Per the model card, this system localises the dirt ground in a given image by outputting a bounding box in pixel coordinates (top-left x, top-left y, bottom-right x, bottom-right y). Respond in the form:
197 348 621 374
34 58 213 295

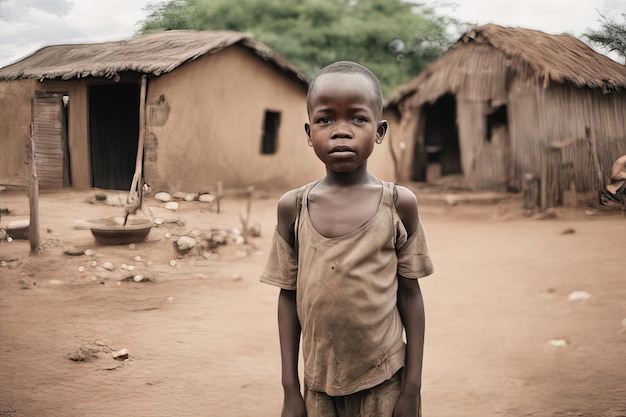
0 186 625 417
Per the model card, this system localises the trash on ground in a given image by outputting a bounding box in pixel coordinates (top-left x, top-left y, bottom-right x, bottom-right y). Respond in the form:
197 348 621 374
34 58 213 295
568 290 591 301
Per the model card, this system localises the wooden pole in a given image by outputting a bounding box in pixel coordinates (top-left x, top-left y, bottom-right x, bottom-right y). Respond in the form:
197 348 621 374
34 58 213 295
124 74 148 224
586 126 604 191
540 155 547 212
216 181 223 214
28 128 40 254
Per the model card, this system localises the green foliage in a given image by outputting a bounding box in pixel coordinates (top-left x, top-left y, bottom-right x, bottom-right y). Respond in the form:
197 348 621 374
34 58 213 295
140 0 459 97
584 13 626 60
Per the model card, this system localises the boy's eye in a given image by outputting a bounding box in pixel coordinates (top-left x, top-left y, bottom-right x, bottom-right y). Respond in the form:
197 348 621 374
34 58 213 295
317 117 332 125
353 116 366 124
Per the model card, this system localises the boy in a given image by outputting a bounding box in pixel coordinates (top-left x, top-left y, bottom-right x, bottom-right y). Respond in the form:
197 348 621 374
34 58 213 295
261 61 434 417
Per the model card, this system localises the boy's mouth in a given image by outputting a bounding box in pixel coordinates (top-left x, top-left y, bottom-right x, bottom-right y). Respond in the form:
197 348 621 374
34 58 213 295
328 146 356 156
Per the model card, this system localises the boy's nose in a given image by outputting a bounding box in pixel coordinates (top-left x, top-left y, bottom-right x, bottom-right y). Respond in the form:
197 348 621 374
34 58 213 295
330 122 353 139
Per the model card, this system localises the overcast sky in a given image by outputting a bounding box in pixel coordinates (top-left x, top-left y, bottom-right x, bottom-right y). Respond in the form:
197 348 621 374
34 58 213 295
0 0 624 68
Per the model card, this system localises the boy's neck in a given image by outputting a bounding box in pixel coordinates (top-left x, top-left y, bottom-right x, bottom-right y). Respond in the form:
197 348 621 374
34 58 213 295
323 164 374 187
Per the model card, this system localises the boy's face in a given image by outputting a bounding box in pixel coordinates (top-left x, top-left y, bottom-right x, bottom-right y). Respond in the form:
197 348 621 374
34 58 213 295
305 72 387 174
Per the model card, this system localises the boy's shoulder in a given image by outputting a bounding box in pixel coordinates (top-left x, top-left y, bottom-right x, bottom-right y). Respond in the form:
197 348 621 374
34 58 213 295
277 181 316 217
276 182 317 246
391 184 420 236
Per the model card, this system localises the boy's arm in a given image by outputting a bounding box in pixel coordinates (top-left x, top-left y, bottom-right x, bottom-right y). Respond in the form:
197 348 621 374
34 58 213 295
275 191 306 416
278 289 306 416
394 186 425 417
395 277 425 417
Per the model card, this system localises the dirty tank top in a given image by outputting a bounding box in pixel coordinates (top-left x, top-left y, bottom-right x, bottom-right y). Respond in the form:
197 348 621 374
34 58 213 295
261 180 434 396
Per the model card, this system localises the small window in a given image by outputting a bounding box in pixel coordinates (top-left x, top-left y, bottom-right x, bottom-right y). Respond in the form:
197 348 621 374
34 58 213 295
261 110 281 154
486 104 507 143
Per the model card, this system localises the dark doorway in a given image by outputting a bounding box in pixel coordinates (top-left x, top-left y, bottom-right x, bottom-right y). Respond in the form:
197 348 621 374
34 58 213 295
89 84 139 190
412 94 461 181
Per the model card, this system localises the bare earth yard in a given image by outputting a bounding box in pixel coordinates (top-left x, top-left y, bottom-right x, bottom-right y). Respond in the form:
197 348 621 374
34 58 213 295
0 187 625 417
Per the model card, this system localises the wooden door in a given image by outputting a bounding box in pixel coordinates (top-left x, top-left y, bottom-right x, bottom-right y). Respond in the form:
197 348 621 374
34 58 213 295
31 92 68 189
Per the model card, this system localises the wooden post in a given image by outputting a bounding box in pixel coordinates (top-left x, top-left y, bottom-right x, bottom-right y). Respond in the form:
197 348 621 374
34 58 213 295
540 156 548 213
28 130 40 254
124 75 148 225
216 181 223 214
586 126 604 192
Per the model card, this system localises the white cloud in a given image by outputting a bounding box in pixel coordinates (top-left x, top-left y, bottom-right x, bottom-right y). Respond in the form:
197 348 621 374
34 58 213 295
0 0 624 67
0 0 153 66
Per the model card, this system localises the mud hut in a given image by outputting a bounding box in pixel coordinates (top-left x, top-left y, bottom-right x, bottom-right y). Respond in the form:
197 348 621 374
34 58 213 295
1 30 397 193
385 24 626 206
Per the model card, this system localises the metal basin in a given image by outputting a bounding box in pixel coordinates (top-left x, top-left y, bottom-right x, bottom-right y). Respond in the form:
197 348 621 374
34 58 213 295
89 218 153 245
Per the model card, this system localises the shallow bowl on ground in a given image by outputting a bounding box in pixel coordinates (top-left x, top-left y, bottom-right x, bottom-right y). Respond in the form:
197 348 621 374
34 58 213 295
89 218 153 245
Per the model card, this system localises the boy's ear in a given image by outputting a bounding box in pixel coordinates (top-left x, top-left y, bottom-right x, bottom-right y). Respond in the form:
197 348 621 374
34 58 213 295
304 123 313 147
376 120 388 144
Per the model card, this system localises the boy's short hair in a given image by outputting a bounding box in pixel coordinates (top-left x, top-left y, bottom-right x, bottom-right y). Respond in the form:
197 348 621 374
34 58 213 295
307 61 384 119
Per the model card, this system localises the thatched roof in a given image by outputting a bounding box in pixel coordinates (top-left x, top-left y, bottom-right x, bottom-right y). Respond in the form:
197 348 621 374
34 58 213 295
0 30 308 84
387 24 626 108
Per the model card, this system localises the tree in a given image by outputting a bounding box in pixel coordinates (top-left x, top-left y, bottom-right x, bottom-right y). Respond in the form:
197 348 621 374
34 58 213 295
584 12 626 62
140 0 458 96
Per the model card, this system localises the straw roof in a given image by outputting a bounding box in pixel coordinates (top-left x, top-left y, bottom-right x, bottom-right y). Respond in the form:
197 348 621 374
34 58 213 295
387 24 626 107
0 30 308 84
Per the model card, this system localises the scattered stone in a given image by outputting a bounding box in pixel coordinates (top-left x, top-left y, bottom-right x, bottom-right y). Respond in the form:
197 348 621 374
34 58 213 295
102 262 115 271
169 260 177 267
66 346 101 362
165 201 179 211
198 193 216 203
64 247 85 256
154 192 172 202
172 192 186 200
18 279 31 289
568 290 591 301
78 266 86 273
444 194 459 206
84 249 96 256
183 193 197 202
548 339 568 347
175 236 196 252
48 279 63 285
167 296 174 303
121 275 152 283
561 228 576 235
95 193 107 201
112 348 129 361
247 223 262 237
